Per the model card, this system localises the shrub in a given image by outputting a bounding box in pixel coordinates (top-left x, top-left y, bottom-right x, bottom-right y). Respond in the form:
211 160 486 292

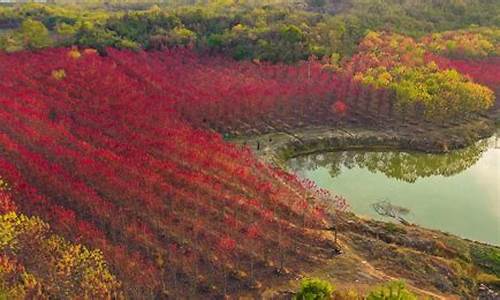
294 278 335 300
117 38 140 50
0 18 52 52
366 281 417 300
19 19 52 50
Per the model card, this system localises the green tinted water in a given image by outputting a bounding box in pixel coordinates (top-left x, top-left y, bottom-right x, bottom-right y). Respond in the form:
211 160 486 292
288 129 500 245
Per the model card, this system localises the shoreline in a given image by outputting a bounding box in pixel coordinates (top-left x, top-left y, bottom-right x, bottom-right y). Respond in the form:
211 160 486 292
229 117 498 246
231 118 500 298
231 117 495 164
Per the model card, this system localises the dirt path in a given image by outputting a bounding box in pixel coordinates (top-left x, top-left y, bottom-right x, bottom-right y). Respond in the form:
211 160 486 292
341 242 453 300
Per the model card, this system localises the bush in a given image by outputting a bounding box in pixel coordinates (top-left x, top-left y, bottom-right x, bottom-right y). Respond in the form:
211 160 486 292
117 38 140 50
19 18 52 50
0 18 52 52
366 281 417 300
294 278 335 300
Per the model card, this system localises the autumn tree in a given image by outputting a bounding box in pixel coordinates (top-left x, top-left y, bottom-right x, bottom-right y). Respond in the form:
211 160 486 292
349 32 495 122
20 19 53 50
0 212 122 299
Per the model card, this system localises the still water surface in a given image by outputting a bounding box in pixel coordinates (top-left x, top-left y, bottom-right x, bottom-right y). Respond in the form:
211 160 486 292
288 129 500 245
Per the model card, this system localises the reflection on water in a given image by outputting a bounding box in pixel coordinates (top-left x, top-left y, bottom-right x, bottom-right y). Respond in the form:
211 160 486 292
288 132 500 245
289 139 490 183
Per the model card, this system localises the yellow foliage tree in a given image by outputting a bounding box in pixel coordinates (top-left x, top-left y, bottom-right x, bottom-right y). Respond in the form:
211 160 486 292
0 212 122 299
421 28 500 58
351 32 495 122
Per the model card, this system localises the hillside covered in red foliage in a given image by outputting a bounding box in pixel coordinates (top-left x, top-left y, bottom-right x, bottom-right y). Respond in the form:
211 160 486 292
0 48 344 298
0 43 497 297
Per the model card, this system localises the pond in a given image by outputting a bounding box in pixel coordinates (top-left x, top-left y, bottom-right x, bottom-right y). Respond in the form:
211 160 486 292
288 127 500 246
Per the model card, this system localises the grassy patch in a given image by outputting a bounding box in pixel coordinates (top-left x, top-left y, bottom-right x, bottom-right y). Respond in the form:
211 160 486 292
383 222 407 235
471 245 500 277
477 273 500 289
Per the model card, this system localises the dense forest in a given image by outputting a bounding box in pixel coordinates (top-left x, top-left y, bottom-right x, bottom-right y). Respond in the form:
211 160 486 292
0 0 499 60
0 0 499 299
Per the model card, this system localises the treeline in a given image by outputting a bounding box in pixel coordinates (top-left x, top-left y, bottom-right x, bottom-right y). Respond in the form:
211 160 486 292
0 0 498 62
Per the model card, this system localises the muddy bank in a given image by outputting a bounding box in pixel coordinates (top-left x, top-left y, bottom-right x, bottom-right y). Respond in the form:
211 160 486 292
231 117 495 164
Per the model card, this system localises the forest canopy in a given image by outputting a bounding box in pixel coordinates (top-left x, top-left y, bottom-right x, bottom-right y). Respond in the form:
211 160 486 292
0 1 498 61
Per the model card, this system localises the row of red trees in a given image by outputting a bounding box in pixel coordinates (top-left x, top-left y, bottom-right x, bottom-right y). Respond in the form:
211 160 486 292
0 48 340 297
108 49 410 134
108 48 498 134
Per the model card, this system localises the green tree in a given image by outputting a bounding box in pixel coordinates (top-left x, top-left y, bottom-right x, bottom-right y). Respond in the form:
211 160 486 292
167 27 196 46
19 19 52 50
294 278 334 300
366 281 417 300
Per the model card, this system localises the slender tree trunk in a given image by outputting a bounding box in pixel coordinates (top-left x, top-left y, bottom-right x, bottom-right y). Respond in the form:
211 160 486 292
278 221 284 272
250 258 254 282
223 268 227 296
334 215 338 245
